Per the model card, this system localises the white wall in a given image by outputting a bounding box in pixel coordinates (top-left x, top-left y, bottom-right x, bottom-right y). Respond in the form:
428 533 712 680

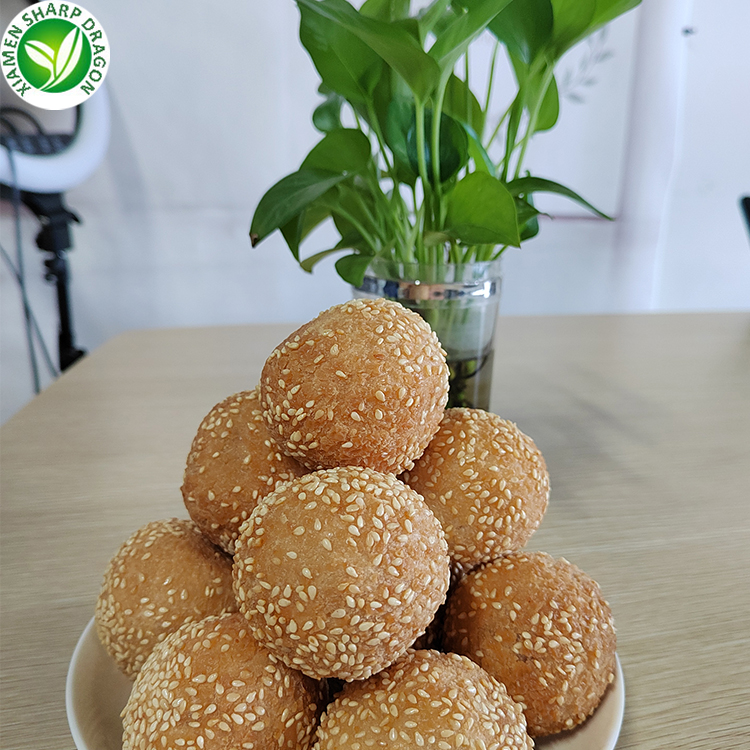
2 0 749 424
654 0 750 309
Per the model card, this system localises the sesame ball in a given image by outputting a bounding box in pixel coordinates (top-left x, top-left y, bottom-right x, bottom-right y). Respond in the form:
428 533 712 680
181 388 307 554
402 409 550 572
95 518 237 678
122 613 323 750
313 649 532 749
442 551 617 737
260 298 449 474
233 467 451 681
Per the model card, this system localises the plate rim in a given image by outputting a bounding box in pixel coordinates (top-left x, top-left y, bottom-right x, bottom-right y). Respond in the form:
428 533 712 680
605 654 626 750
535 653 625 750
66 616 98 750
66 617 625 750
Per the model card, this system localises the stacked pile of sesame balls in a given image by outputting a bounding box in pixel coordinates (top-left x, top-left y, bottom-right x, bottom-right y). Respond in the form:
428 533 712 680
95 298 616 750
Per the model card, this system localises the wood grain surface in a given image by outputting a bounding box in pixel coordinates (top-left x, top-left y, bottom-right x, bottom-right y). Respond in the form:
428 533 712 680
1 313 749 749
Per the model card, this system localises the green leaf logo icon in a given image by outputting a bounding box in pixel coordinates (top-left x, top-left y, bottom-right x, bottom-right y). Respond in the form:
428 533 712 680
3 3 109 110
18 19 91 94
42 27 84 91
24 40 56 82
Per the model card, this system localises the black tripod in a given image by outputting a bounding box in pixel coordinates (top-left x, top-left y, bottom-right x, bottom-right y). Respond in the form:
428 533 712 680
1 184 86 372
23 191 86 371
1 106 94 386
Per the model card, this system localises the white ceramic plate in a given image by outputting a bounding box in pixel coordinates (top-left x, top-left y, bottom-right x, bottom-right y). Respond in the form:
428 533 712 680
534 654 625 750
66 618 134 750
67 618 624 750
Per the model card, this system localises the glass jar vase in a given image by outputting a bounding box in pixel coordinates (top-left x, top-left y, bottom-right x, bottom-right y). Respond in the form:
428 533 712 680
353 257 502 411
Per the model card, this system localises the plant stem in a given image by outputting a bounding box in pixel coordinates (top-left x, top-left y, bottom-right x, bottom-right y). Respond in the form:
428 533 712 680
482 40 499 141
390 182 414 263
332 206 380 255
351 189 383 240
414 101 432 235
411 183 425 263
484 104 511 151
352 105 363 130
366 101 395 177
513 65 555 180
362 104 414 262
464 51 471 126
449 240 461 264
391 179 412 258
366 164 389 220
431 81 449 230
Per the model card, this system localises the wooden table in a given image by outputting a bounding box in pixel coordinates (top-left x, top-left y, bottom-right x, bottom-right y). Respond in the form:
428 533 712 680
1 313 749 749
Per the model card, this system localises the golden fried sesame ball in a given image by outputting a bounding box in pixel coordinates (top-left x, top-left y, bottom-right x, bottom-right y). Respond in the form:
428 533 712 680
260 298 449 474
95 518 237 678
181 388 307 554
442 551 617 737
314 649 532 750
122 613 323 750
233 467 450 682
402 409 550 572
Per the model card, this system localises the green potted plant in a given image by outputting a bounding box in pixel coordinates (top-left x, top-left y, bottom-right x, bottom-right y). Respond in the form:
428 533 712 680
250 0 641 408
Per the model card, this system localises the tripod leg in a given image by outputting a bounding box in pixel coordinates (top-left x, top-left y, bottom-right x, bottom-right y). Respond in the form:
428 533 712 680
19 191 87 372
46 250 86 371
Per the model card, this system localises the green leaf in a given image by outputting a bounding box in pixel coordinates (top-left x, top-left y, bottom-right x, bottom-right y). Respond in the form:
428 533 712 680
557 0 641 58
515 192 542 240
544 0 642 62
520 214 540 240
280 202 331 260
462 123 494 173
352 59 399 143
301 129 372 174
312 92 344 132
407 109 468 184
299 230 366 272
326 181 381 245
417 0 453 40
296 0 441 101
445 172 520 246
590 0 642 30
298 0 383 103
549 0 596 56
423 230 452 246
360 0 411 21
442 73 485 135
506 54 557 134
534 73 559 132
300 246 343 272
496 0 641 64
500 91 524 182
280 219 303 260
385 98 418 179
429 0 514 75
250 169 349 245
558 0 642 54
507 175 612 218
487 0 553 65
335 252 375 286
392 18 422 42
514 194 541 224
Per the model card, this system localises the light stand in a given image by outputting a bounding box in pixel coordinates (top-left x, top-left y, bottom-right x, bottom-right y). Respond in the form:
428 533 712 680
1 84 109 378
19 190 85 370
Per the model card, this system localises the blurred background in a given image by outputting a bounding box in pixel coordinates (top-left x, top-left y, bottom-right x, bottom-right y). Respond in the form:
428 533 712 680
2 0 749 424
